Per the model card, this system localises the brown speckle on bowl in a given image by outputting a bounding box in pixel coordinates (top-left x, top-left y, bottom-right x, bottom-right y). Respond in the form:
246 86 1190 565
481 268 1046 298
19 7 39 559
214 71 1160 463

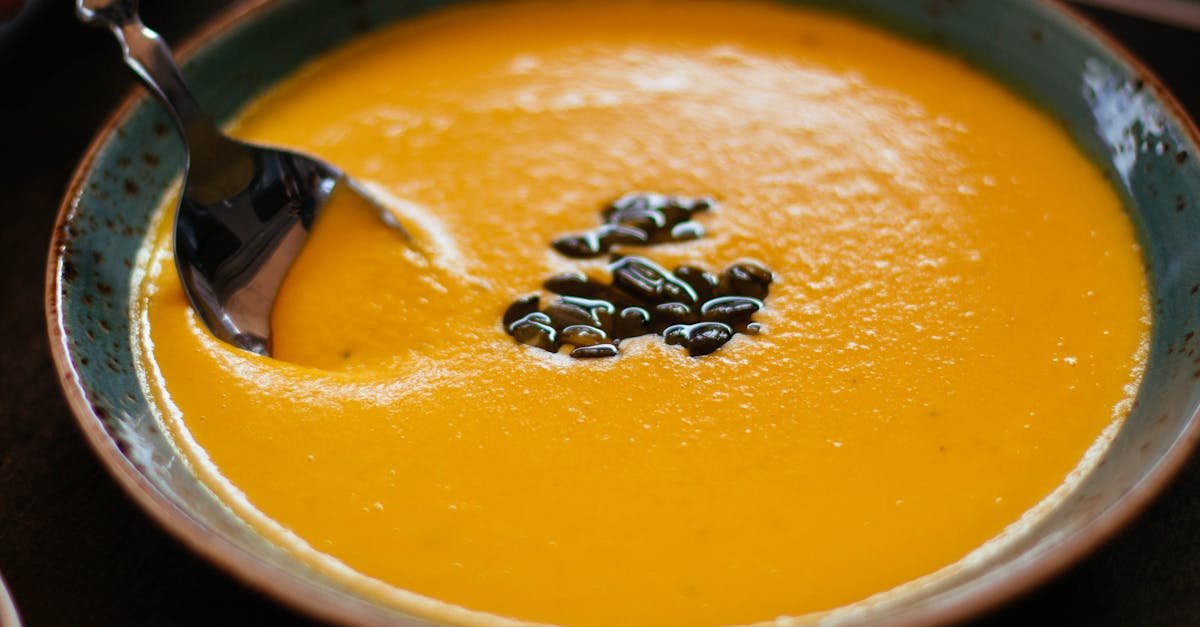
62 258 77 283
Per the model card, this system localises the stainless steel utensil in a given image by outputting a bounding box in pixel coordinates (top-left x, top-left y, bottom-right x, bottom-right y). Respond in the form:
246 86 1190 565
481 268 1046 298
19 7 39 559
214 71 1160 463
77 0 408 356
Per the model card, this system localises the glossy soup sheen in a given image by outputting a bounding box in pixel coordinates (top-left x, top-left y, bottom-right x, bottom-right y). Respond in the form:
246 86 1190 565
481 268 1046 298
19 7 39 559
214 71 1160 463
133 1 1149 624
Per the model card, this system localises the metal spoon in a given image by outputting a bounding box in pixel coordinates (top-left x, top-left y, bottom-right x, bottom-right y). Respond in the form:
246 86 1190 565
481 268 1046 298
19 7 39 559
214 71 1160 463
77 0 409 356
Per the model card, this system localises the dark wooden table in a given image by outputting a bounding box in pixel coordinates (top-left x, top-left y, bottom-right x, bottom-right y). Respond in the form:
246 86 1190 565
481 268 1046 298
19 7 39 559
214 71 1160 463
1 2 1198 625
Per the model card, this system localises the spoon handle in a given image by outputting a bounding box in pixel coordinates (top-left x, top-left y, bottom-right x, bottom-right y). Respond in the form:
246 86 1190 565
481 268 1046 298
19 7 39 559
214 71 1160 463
76 0 252 198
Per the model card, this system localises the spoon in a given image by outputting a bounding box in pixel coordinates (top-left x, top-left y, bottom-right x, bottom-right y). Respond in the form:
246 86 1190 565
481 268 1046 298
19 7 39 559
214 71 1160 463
77 0 409 356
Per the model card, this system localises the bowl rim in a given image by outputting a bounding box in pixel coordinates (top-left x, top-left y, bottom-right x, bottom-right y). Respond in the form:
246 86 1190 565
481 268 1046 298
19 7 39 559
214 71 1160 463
44 0 1200 625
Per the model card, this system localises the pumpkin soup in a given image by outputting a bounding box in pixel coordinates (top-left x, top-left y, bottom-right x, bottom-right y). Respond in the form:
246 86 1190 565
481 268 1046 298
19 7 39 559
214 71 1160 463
132 1 1149 624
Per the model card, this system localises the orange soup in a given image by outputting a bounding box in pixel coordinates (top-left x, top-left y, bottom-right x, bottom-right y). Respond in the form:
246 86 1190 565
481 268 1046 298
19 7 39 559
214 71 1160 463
133 1 1149 624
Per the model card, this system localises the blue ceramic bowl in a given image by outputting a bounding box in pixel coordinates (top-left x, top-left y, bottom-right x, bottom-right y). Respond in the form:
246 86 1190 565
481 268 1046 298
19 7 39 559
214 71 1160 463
46 1 1200 624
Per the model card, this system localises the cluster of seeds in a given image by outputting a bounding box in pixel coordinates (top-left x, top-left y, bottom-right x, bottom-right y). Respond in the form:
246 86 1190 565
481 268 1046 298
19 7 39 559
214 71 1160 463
505 192 773 358
551 192 714 258
505 255 773 357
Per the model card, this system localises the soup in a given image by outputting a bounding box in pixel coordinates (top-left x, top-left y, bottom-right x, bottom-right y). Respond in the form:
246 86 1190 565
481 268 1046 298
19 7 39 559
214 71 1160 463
133 1 1149 624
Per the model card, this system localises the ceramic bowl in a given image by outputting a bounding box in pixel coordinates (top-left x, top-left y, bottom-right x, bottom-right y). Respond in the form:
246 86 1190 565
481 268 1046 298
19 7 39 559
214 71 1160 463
46 0 1200 624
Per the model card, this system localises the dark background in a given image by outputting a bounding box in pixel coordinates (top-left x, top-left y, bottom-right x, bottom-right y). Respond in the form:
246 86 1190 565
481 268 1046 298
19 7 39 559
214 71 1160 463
1 1 1198 625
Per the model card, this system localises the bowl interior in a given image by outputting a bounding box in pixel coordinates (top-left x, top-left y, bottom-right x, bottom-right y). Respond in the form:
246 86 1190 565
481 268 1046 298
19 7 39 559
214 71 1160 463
48 0 1200 624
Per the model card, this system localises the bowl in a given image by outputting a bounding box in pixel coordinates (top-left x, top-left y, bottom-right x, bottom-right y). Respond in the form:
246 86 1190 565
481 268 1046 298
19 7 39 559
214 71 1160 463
45 0 1200 624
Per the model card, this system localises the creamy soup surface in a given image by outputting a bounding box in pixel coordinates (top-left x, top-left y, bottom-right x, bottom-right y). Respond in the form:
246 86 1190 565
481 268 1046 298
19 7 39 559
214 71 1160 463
134 1 1149 624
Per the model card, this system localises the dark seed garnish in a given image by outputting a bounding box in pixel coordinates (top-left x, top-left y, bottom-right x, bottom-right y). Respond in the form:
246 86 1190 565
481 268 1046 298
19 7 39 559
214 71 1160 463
505 255 770 358
545 300 598 329
605 191 662 215
560 296 616 332
547 277 631 307
553 192 719 259
611 256 697 304
663 324 688 346
669 221 704 241
614 307 652 337
544 272 604 299
507 311 551 332
510 319 558 352
654 302 694 326
503 294 540 328
663 322 734 356
595 224 649 247
674 265 718 302
684 322 734 356
508 189 770 360
700 296 763 324
568 341 619 355
571 341 619 355
551 233 602 258
611 208 665 232
720 261 774 299
561 325 608 347
570 343 619 359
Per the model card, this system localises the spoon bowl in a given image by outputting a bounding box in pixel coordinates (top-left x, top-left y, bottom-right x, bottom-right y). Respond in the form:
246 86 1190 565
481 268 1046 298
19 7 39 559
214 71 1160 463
78 0 403 355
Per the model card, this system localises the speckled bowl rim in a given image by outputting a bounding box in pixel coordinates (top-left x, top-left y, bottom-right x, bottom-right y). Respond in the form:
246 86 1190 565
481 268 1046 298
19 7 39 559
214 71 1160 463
44 1 1200 625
